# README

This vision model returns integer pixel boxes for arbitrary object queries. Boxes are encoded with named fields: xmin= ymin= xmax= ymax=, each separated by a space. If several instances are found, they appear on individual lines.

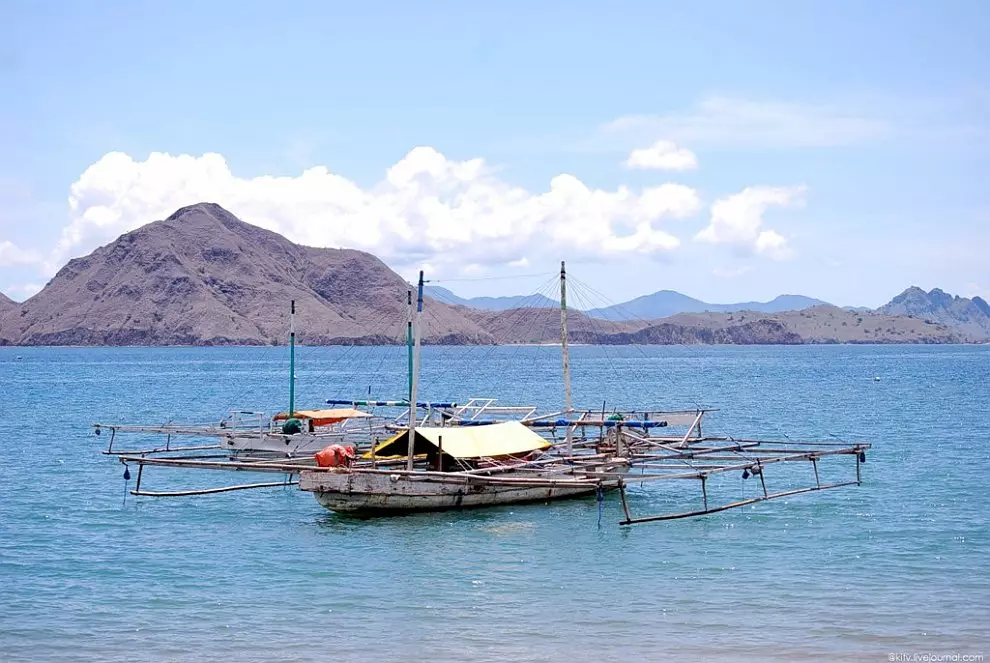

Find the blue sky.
xmin=1 ymin=0 xmax=987 ymax=307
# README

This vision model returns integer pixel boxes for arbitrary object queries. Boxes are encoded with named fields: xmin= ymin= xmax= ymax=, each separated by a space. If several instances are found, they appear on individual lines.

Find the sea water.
xmin=0 ymin=344 xmax=987 ymax=662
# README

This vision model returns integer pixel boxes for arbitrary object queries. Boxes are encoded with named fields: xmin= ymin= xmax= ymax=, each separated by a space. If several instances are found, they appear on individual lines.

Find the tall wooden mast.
xmin=407 ymin=271 xmax=425 ymax=471
xmin=560 ymin=261 xmax=573 ymax=453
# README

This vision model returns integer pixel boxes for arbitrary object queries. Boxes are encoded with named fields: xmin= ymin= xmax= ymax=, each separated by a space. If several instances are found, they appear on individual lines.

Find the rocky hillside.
xmin=638 ymin=306 xmax=960 ymax=344
xmin=0 ymin=293 xmax=14 ymax=343
xmin=462 ymin=303 xmax=958 ymax=345
xmin=876 ymin=287 xmax=990 ymax=340
xmin=0 ymin=203 xmax=494 ymax=346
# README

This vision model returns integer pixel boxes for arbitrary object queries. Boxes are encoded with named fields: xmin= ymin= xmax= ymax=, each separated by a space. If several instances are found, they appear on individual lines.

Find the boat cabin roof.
xmin=273 ymin=408 xmax=372 ymax=426
xmin=368 ymin=421 xmax=549 ymax=460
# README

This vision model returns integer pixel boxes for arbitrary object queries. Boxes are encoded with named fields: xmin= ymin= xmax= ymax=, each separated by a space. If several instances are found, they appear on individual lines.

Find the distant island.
xmin=1 ymin=203 xmax=987 ymax=346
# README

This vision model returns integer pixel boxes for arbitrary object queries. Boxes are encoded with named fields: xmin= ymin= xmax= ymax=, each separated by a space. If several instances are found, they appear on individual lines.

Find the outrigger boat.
xmin=296 ymin=266 xmax=630 ymax=513
xmin=302 ymin=421 xmax=620 ymax=514
xmin=103 ymin=262 xmax=870 ymax=525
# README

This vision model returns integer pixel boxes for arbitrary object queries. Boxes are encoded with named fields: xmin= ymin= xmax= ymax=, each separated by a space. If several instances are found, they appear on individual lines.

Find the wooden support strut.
xmin=675 ymin=410 xmax=705 ymax=448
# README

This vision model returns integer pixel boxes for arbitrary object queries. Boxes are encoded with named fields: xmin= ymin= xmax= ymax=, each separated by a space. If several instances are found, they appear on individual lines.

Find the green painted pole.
xmin=289 ymin=299 xmax=296 ymax=417
xmin=406 ymin=289 xmax=413 ymax=406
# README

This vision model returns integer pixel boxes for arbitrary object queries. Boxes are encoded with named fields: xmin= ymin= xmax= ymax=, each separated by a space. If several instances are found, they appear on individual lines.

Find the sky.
xmin=1 ymin=0 xmax=988 ymax=308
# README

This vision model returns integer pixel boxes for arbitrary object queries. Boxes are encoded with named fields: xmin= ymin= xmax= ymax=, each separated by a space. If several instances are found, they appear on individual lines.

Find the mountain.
xmin=730 ymin=294 xmax=830 ymax=313
xmin=597 ymin=305 xmax=959 ymax=345
xmin=876 ymin=287 xmax=990 ymax=340
xmin=424 ymin=285 xmax=558 ymax=311
xmin=463 ymin=307 xmax=636 ymax=344
xmin=584 ymin=290 xmax=703 ymax=321
xmin=584 ymin=290 xmax=829 ymax=321
xmin=0 ymin=293 xmax=14 ymax=343
xmin=0 ymin=203 xmax=974 ymax=347
xmin=0 ymin=203 xmax=494 ymax=346
xmin=461 ymin=303 xmax=957 ymax=345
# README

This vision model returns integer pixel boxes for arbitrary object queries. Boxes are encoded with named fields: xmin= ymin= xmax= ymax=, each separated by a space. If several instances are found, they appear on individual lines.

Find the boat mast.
xmin=407 ymin=271 xmax=425 ymax=471
xmin=289 ymin=299 xmax=296 ymax=417
xmin=560 ymin=261 xmax=573 ymax=454
xmin=406 ymin=289 xmax=413 ymax=405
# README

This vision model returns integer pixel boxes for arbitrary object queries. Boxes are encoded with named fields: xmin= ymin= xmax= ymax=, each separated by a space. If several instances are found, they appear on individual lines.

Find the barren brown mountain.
xmin=0 ymin=293 xmax=15 ymax=344
xmin=876 ymin=286 xmax=990 ymax=340
xmin=0 ymin=203 xmax=493 ymax=346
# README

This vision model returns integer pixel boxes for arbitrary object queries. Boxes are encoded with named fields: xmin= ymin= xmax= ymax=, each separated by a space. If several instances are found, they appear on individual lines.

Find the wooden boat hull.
xmin=300 ymin=470 xmax=606 ymax=515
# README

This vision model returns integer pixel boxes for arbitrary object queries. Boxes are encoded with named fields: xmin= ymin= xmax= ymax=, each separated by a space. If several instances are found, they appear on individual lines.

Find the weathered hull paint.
xmin=300 ymin=471 xmax=610 ymax=515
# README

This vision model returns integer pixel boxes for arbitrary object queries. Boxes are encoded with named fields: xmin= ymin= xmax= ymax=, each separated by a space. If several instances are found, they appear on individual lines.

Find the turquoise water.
xmin=1 ymin=344 xmax=988 ymax=662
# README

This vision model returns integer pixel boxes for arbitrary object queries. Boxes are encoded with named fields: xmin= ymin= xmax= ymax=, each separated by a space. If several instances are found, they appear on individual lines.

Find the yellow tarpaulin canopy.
xmin=273 ymin=408 xmax=372 ymax=426
xmin=366 ymin=421 xmax=549 ymax=460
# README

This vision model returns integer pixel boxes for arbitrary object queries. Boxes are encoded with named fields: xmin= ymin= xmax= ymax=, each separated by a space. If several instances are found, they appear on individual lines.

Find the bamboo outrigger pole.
xmin=560 ymin=261 xmax=573 ymax=455
xmin=407 ymin=271 xmax=425 ymax=471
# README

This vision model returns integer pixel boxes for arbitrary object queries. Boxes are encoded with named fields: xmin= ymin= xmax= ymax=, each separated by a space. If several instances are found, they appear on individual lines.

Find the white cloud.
xmin=604 ymin=97 xmax=890 ymax=148
xmin=624 ymin=140 xmax=698 ymax=171
xmin=754 ymin=229 xmax=793 ymax=260
xmin=0 ymin=240 xmax=41 ymax=267
xmin=695 ymin=186 xmax=805 ymax=260
xmin=53 ymin=148 xmax=702 ymax=276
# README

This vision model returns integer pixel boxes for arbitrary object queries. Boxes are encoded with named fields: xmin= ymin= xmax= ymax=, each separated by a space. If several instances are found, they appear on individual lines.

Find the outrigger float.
xmin=98 ymin=263 xmax=870 ymax=525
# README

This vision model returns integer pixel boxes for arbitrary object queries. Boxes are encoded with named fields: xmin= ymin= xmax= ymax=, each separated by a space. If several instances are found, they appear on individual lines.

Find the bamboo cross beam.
xmin=619 ymin=480 xmax=861 ymax=525
xmin=582 ymin=445 xmax=866 ymax=483
xmin=103 ymin=444 xmax=221 ymax=455
xmin=132 ymin=480 xmax=299 ymax=497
